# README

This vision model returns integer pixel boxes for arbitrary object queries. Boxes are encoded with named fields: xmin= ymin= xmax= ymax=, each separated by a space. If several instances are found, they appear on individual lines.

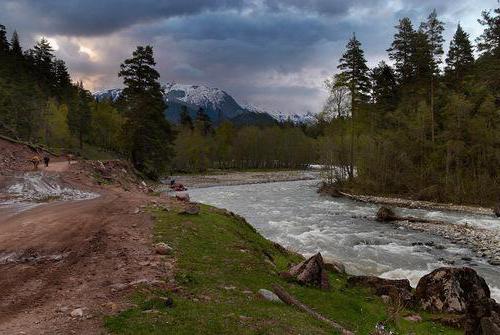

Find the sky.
xmin=0 ymin=0 xmax=497 ymax=115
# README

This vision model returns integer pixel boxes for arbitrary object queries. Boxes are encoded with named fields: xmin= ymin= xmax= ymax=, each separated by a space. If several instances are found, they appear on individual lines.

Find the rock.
xmin=70 ymin=308 xmax=83 ymax=318
xmin=175 ymin=192 xmax=190 ymax=202
xmin=415 ymin=267 xmax=490 ymax=313
xmin=376 ymin=206 xmax=397 ymax=222
xmin=464 ymin=297 xmax=500 ymax=335
xmin=258 ymin=289 xmax=282 ymax=303
xmin=404 ymin=314 xmax=422 ymax=322
xmin=347 ymin=275 xmax=413 ymax=305
xmin=286 ymin=253 xmax=330 ymax=290
xmin=154 ymin=242 xmax=173 ymax=255
xmin=323 ymin=258 xmax=346 ymax=274
xmin=179 ymin=204 xmax=200 ymax=215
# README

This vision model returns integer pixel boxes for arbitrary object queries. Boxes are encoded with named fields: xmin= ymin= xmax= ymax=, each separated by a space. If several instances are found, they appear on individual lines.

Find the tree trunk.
xmin=430 ymin=76 xmax=435 ymax=143
xmin=272 ymin=284 xmax=354 ymax=335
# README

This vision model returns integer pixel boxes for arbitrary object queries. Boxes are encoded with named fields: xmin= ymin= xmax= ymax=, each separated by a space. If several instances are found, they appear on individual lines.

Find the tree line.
xmin=0 ymin=23 xmax=316 ymax=179
xmin=320 ymin=6 xmax=500 ymax=205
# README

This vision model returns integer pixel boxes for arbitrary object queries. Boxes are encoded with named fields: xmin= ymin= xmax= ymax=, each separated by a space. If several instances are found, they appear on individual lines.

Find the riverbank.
xmin=318 ymin=184 xmax=500 ymax=267
xmin=172 ymin=170 xmax=318 ymax=189
xmin=105 ymin=202 xmax=462 ymax=335
xmin=340 ymin=191 xmax=495 ymax=216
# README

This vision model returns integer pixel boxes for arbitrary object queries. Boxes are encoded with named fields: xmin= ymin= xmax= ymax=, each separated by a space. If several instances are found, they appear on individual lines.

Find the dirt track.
xmin=0 ymin=161 xmax=174 ymax=334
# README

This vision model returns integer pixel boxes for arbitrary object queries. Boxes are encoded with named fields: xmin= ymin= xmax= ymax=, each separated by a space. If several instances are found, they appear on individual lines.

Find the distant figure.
xmin=30 ymin=156 xmax=40 ymax=170
xmin=170 ymin=178 xmax=175 ymax=186
xmin=43 ymin=155 xmax=50 ymax=167
xmin=67 ymin=154 xmax=74 ymax=166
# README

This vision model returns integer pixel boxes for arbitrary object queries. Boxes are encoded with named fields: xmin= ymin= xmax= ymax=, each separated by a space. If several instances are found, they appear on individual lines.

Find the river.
xmin=189 ymin=179 xmax=500 ymax=302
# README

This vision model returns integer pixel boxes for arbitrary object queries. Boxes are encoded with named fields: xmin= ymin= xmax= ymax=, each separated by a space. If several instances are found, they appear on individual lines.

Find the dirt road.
xmin=0 ymin=164 xmax=174 ymax=334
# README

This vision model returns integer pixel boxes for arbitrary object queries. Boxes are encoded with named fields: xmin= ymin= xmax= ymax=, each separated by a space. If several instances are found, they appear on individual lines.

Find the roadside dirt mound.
xmin=0 ymin=137 xmax=54 ymax=174
xmin=76 ymin=159 xmax=152 ymax=193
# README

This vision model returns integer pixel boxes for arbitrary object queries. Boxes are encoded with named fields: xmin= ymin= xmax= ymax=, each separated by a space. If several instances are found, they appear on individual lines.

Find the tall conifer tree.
xmin=10 ymin=30 xmax=22 ymax=57
xmin=338 ymin=33 xmax=370 ymax=179
xmin=446 ymin=24 xmax=474 ymax=80
xmin=476 ymin=7 xmax=500 ymax=56
xmin=388 ymin=17 xmax=416 ymax=82
xmin=119 ymin=45 xmax=174 ymax=179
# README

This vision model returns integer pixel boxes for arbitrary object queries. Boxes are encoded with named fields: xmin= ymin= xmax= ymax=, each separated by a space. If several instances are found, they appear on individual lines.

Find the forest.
xmin=319 ymin=6 xmax=500 ymax=205
xmin=0 ymin=5 xmax=499 ymax=204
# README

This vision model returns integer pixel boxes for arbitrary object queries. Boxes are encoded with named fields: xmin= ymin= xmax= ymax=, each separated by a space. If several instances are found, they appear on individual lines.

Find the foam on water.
xmin=189 ymin=179 xmax=500 ymax=302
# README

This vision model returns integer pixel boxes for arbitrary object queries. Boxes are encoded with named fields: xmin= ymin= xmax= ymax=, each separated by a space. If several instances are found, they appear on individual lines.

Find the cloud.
xmin=0 ymin=0 xmax=495 ymax=115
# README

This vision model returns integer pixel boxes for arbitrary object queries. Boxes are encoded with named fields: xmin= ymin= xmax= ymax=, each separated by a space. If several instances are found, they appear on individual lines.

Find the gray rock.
xmin=154 ymin=242 xmax=173 ymax=255
xmin=416 ymin=267 xmax=490 ymax=313
xmin=70 ymin=308 xmax=83 ymax=318
xmin=258 ymin=289 xmax=282 ymax=303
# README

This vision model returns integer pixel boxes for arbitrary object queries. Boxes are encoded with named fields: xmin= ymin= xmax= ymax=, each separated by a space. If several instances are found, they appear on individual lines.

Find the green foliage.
xmin=105 ymin=205 xmax=461 ymax=335
xmin=321 ymin=7 xmax=500 ymax=205
xmin=172 ymin=124 xmax=316 ymax=172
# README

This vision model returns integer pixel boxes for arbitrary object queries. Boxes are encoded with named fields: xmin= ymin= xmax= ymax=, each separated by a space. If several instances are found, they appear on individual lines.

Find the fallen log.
xmin=272 ymin=284 xmax=354 ymax=335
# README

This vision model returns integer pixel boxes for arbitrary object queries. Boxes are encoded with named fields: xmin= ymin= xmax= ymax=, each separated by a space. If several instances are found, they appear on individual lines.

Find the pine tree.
xmin=54 ymin=59 xmax=72 ymax=96
xmin=371 ymin=61 xmax=397 ymax=113
xmin=410 ymin=31 xmax=434 ymax=81
xmin=179 ymin=105 xmax=193 ymax=130
xmin=10 ymin=30 xmax=22 ymax=57
xmin=446 ymin=24 xmax=474 ymax=80
xmin=476 ymin=7 xmax=500 ymax=56
xmin=338 ymin=33 xmax=370 ymax=179
xmin=388 ymin=17 xmax=416 ymax=82
xmin=31 ymin=38 xmax=55 ymax=89
xmin=338 ymin=33 xmax=371 ymax=102
xmin=119 ymin=45 xmax=174 ymax=179
xmin=0 ymin=24 xmax=9 ymax=56
xmin=195 ymin=107 xmax=212 ymax=135
xmin=419 ymin=10 xmax=444 ymax=143
xmin=419 ymin=9 xmax=445 ymax=73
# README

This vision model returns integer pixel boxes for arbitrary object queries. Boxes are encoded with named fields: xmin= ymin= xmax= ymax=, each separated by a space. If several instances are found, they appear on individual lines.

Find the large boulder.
xmin=347 ymin=276 xmax=413 ymax=304
xmin=376 ymin=206 xmax=397 ymax=222
xmin=285 ymin=253 xmax=330 ymax=290
xmin=464 ymin=298 xmax=500 ymax=335
xmin=415 ymin=267 xmax=490 ymax=313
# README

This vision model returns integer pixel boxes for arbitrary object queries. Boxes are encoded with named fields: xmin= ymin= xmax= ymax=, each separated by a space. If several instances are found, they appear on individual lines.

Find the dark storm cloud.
xmin=0 ymin=0 xmax=494 ymax=114
xmin=0 ymin=0 xmax=246 ymax=36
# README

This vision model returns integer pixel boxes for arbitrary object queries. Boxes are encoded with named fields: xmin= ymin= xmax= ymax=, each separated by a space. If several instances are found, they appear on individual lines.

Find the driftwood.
xmin=272 ymin=284 xmax=354 ymax=335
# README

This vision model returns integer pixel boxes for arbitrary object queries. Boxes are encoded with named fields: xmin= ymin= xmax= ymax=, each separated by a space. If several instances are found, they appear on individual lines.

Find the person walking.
xmin=43 ymin=155 xmax=50 ymax=167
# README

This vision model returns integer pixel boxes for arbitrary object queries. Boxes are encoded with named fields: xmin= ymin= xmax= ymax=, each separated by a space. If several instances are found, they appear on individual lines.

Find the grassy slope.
xmin=105 ymin=204 xmax=462 ymax=335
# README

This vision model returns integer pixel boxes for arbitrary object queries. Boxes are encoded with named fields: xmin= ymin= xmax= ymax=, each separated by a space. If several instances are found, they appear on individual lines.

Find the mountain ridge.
xmin=94 ymin=83 xmax=314 ymax=126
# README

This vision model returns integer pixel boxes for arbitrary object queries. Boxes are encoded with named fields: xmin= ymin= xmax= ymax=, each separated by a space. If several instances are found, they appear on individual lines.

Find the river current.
xmin=189 ymin=179 xmax=500 ymax=302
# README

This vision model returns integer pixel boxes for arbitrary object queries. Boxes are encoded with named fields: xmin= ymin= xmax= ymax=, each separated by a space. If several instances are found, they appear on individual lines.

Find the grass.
xmin=105 ymin=204 xmax=463 ymax=335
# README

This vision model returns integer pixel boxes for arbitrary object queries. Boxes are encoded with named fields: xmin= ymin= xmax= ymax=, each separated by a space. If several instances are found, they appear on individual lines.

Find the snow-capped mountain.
xmin=94 ymin=83 xmax=315 ymax=126
xmin=94 ymin=83 xmax=246 ymax=124
xmin=274 ymin=111 xmax=317 ymax=125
